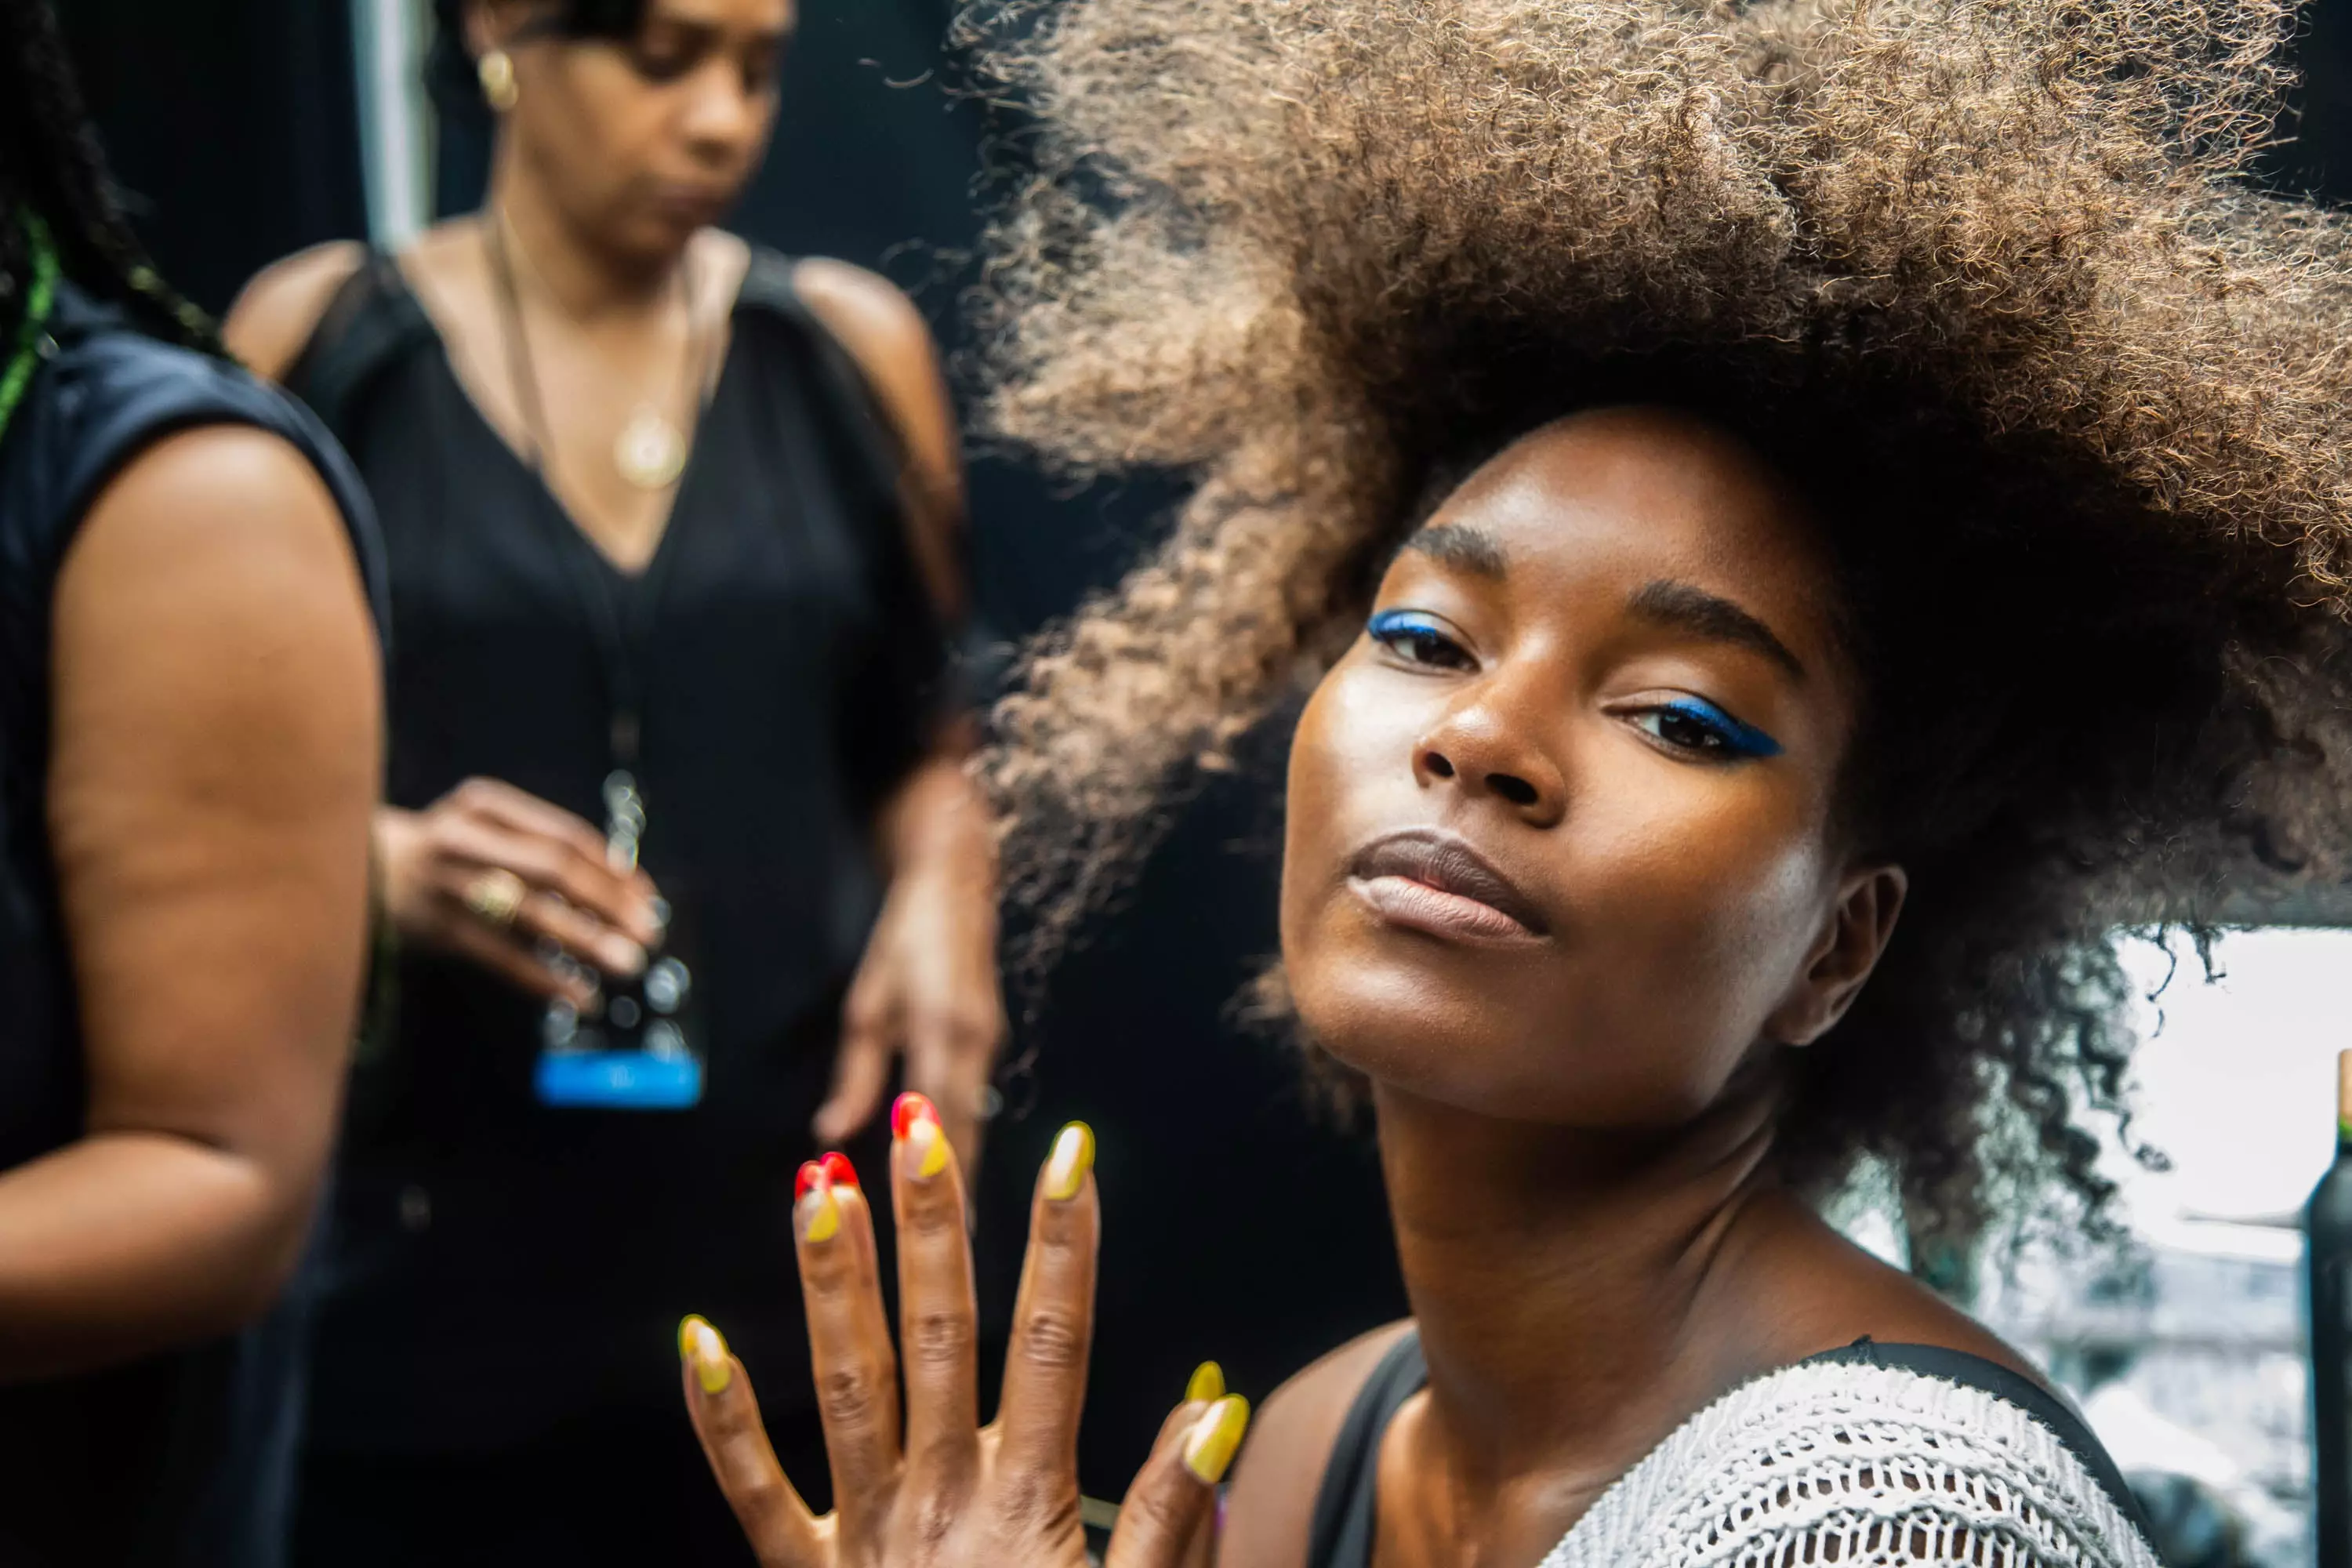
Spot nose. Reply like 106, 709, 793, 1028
680, 63, 762, 156
1413, 701, 1566, 828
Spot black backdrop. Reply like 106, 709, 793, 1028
60, 0, 2352, 1497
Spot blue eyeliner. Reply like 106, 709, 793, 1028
1653, 695, 1784, 759
1368, 608, 1439, 637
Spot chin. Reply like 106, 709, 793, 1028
1289, 946, 1535, 1110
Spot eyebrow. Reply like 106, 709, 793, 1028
1627, 579, 1807, 682
1399, 523, 1509, 578
1399, 528, 1807, 681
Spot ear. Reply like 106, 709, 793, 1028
1766, 862, 1907, 1047
466, 0, 522, 57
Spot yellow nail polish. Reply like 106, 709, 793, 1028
677, 1313, 708, 1361
688, 1318, 733, 1395
1185, 1360, 1225, 1404
1044, 1120, 1095, 1201
906, 1115, 953, 1180
1184, 1395, 1250, 1483
800, 1181, 840, 1243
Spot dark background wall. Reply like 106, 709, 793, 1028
58, 0, 2352, 1494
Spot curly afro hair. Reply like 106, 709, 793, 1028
964, 0, 2352, 1243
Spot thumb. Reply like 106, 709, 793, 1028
1103, 1394, 1248, 1568
814, 1005, 896, 1144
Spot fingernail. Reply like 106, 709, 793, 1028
1185, 1360, 1225, 1405
1184, 1395, 1250, 1483
1044, 1120, 1094, 1202
794, 1160, 826, 1201
891, 1091, 938, 1141
601, 937, 648, 976
902, 1115, 953, 1181
819, 1151, 859, 1192
797, 1168, 840, 1243
681, 1315, 732, 1395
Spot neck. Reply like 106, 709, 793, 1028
487, 150, 681, 321
1376, 1063, 1789, 1488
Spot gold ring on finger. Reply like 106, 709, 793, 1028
461, 868, 528, 929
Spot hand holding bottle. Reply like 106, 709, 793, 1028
375, 776, 664, 1007
679, 1094, 1249, 1568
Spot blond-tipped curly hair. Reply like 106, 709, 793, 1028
966, 0, 2352, 1239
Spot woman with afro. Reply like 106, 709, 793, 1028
669, 0, 2352, 1563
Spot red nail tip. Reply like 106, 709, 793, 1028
818, 1151, 858, 1190
794, 1160, 827, 1201
891, 1092, 937, 1141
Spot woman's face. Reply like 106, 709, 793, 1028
488, 0, 790, 259
1281, 408, 1901, 1130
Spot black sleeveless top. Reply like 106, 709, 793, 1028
284, 249, 956, 1449
1305, 1330, 2154, 1568
0, 282, 387, 1566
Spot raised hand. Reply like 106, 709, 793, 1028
679, 1094, 1250, 1568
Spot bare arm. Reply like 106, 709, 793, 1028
797, 261, 1005, 1160
0, 424, 381, 1380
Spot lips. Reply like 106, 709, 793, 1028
1346, 829, 1549, 942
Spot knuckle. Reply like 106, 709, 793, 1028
815, 1356, 890, 1427
1113, 1477, 1191, 1543
905, 1489, 960, 1554
1011, 1308, 1088, 1373
992, 1465, 1079, 1534
905, 1305, 974, 1368
901, 1194, 964, 1241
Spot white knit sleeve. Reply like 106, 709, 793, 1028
1538, 1360, 2162, 1568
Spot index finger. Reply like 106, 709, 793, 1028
993, 1121, 1099, 1485
457, 780, 662, 905
452, 777, 612, 864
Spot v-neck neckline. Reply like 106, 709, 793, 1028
400, 256, 750, 586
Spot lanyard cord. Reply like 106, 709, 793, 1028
481, 212, 710, 771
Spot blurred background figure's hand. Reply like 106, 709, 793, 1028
682, 1098, 1247, 1568
817, 755, 1007, 1170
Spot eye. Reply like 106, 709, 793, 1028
1631, 696, 1784, 760
1367, 609, 1476, 672
628, 27, 709, 82
739, 44, 783, 96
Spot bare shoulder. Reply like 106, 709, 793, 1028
222, 241, 370, 383
788, 256, 956, 456
63, 423, 371, 631
1752, 1201, 2047, 1388
790, 256, 935, 367
787, 256, 966, 612
1218, 1320, 1417, 1568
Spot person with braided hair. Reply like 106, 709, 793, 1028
664, 0, 2352, 1564
0, 1, 385, 1563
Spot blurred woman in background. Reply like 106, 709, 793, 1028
0, 2, 384, 1563
227, 0, 1000, 1559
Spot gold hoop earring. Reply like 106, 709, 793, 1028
479, 49, 519, 113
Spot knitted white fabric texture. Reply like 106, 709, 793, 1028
1537, 1360, 2161, 1568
